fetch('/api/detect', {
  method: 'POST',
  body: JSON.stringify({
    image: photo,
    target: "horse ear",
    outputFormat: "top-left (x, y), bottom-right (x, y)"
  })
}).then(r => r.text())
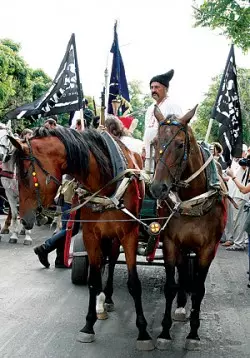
top-left (7, 135), bottom-right (25, 152)
top-left (153, 105), bottom-right (165, 123)
top-left (179, 105), bottom-right (198, 125)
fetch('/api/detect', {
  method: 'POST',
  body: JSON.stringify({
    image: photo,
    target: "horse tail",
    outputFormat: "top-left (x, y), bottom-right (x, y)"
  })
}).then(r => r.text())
top-left (182, 252), bottom-right (198, 294)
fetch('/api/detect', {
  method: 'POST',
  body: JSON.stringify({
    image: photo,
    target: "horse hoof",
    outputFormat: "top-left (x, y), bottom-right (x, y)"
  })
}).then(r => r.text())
top-left (185, 339), bottom-right (200, 351)
top-left (23, 239), bottom-right (32, 246)
top-left (136, 339), bottom-right (154, 351)
top-left (173, 307), bottom-right (187, 321)
top-left (97, 310), bottom-right (108, 320)
top-left (9, 238), bottom-right (17, 244)
top-left (156, 338), bottom-right (172, 350)
top-left (77, 332), bottom-right (95, 343)
top-left (104, 303), bottom-right (114, 312)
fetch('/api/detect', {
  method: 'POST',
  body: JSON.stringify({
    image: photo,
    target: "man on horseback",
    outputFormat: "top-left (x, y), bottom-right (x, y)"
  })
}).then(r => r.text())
top-left (143, 69), bottom-right (182, 172)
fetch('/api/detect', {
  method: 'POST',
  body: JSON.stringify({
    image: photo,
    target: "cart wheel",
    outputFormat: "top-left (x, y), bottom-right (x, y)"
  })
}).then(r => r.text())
top-left (71, 233), bottom-right (89, 285)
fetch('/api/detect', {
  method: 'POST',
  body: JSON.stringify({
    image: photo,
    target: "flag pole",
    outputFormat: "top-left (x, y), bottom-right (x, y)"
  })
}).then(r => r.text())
top-left (104, 67), bottom-right (109, 116)
top-left (205, 118), bottom-right (213, 143)
top-left (72, 33), bottom-right (85, 130)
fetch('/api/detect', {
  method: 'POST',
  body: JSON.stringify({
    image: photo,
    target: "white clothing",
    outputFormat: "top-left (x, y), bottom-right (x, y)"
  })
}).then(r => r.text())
top-left (224, 165), bottom-right (249, 246)
top-left (70, 111), bottom-right (80, 129)
top-left (143, 97), bottom-right (182, 172)
top-left (228, 166), bottom-right (249, 200)
top-left (120, 136), bottom-right (144, 155)
top-left (143, 97), bottom-right (182, 158)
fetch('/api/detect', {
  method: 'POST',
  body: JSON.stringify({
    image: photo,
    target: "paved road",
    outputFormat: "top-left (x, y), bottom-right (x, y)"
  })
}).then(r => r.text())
top-left (0, 217), bottom-right (250, 358)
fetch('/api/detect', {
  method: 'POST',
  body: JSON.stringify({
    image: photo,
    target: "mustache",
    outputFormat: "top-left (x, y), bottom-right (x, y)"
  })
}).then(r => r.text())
top-left (152, 92), bottom-right (159, 97)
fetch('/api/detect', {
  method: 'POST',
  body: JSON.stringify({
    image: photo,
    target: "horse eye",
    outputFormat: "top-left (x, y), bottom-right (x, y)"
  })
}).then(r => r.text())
top-left (178, 143), bottom-right (184, 149)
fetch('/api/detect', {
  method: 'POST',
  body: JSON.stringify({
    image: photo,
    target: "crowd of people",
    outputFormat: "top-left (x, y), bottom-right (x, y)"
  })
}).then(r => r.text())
top-left (217, 143), bottom-right (250, 251)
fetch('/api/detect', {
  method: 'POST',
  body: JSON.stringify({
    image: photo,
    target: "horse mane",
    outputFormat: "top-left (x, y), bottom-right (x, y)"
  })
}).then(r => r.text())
top-left (31, 127), bottom-right (112, 179)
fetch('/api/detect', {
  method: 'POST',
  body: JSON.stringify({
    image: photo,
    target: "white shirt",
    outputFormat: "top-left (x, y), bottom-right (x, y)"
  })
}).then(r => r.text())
top-left (228, 166), bottom-right (249, 200)
top-left (120, 136), bottom-right (144, 155)
top-left (143, 97), bottom-right (182, 158)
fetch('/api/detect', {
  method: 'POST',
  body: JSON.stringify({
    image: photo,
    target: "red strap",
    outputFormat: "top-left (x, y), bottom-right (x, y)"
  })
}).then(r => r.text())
top-left (146, 236), bottom-right (160, 262)
top-left (0, 171), bottom-right (14, 179)
top-left (64, 195), bottom-right (78, 267)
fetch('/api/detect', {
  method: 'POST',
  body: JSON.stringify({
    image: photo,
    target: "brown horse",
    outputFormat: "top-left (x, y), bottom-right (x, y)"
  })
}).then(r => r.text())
top-left (150, 106), bottom-right (228, 350)
top-left (10, 127), bottom-right (154, 350)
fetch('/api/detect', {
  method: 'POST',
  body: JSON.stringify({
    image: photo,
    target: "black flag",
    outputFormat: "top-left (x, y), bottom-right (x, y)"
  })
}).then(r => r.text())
top-left (5, 34), bottom-right (83, 121)
top-left (212, 44), bottom-right (243, 165)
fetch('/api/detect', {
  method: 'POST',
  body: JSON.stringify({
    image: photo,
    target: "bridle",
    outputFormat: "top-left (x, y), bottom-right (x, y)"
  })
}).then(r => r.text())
top-left (19, 138), bottom-right (61, 222)
top-left (156, 116), bottom-right (190, 189)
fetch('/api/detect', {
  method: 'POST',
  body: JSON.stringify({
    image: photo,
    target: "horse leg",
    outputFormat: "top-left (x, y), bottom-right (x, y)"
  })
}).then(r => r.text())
top-left (77, 235), bottom-right (103, 343)
top-left (23, 229), bottom-right (32, 245)
top-left (156, 241), bottom-right (177, 350)
top-left (7, 192), bottom-right (19, 244)
top-left (103, 237), bottom-right (120, 312)
top-left (1, 206), bottom-right (11, 234)
top-left (122, 231), bottom-right (154, 351)
top-left (174, 264), bottom-right (187, 321)
top-left (185, 260), bottom-right (210, 350)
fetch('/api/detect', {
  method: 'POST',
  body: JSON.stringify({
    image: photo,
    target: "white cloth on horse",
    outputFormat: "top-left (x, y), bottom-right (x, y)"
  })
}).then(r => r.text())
top-left (120, 136), bottom-right (144, 155)
top-left (1, 177), bottom-right (18, 195)
top-left (143, 97), bottom-right (182, 172)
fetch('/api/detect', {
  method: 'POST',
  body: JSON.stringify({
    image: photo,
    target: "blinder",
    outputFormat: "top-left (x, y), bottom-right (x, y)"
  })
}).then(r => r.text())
top-left (157, 117), bottom-right (190, 188)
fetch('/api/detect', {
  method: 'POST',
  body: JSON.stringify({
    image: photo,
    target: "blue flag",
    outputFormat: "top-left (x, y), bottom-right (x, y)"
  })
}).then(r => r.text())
top-left (108, 22), bottom-right (131, 115)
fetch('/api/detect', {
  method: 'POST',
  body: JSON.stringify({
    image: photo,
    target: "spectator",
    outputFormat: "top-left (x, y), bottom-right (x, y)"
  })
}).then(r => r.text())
top-left (20, 128), bottom-right (33, 141)
top-left (105, 114), bottom-right (144, 155)
top-left (44, 115), bottom-right (58, 129)
top-left (222, 152), bottom-right (250, 251)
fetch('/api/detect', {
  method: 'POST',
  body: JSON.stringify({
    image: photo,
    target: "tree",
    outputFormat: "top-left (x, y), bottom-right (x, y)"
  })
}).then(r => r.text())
top-left (193, 0), bottom-right (250, 52)
top-left (0, 38), bottom-right (52, 129)
top-left (128, 80), bottom-right (153, 139)
top-left (192, 68), bottom-right (250, 144)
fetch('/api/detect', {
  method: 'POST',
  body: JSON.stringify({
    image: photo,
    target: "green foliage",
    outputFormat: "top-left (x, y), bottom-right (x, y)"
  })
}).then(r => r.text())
top-left (0, 39), bottom-right (52, 129)
top-left (128, 80), bottom-right (153, 139)
top-left (193, 0), bottom-right (250, 52)
top-left (30, 69), bottom-right (52, 100)
top-left (192, 68), bottom-right (250, 144)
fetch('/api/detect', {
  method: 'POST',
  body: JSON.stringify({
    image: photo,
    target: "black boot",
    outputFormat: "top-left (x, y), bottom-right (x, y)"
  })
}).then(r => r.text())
top-left (34, 244), bottom-right (50, 268)
top-left (54, 240), bottom-right (68, 268)
top-left (55, 252), bottom-right (68, 268)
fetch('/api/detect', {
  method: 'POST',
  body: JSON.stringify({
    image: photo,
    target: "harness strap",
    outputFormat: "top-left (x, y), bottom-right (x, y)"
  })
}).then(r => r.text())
top-left (182, 154), bottom-right (213, 185)
top-left (62, 168), bottom-right (141, 215)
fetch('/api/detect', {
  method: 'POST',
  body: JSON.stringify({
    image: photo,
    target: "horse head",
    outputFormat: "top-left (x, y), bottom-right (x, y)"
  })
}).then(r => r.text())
top-left (8, 127), bottom-right (112, 230)
top-left (8, 133), bottom-right (64, 230)
top-left (150, 105), bottom-right (198, 200)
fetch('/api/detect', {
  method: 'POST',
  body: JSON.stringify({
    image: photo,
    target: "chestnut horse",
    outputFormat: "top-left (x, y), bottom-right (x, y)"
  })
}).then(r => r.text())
top-left (10, 127), bottom-right (153, 350)
top-left (150, 106), bottom-right (227, 350)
